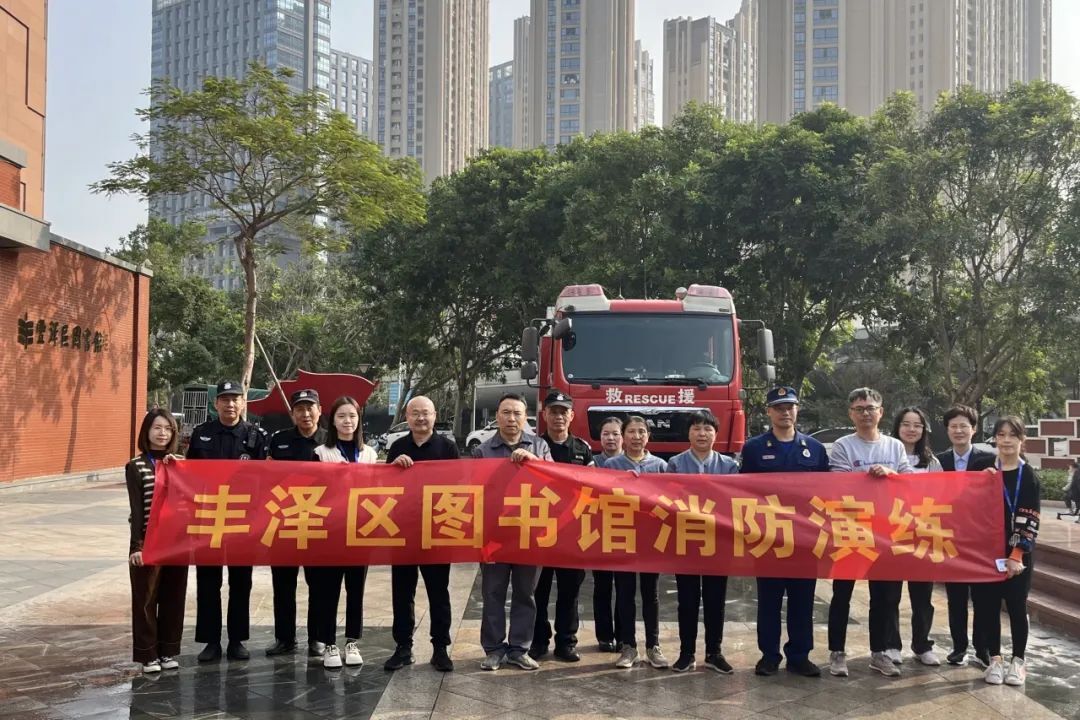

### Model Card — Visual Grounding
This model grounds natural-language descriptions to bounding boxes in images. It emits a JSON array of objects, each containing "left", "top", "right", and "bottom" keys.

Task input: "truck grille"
[{"left": 587, "top": 406, "right": 706, "bottom": 445}]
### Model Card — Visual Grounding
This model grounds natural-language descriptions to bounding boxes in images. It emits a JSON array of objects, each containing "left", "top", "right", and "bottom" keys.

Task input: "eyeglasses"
[{"left": 850, "top": 405, "right": 881, "bottom": 415}]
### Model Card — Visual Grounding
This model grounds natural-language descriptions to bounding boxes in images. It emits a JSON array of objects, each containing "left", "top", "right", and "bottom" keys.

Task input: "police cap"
[
  {"left": 216, "top": 380, "right": 243, "bottom": 397},
  {"left": 766, "top": 386, "right": 799, "bottom": 406},
  {"left": 290, "top": 389, "right": 320, "bottom": 406},
  {"left": 543, "top": 390, "right": 574, "bottom": 409}
]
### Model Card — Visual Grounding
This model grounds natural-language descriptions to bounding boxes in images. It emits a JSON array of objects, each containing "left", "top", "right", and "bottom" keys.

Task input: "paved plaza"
[{"left": 1, "top": 480, "right": 1078, "bottom": 720}]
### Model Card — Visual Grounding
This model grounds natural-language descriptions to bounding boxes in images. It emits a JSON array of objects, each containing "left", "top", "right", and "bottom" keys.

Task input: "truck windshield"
[{"left": 562, "top": 313, "right": 735, "bottom": 385}]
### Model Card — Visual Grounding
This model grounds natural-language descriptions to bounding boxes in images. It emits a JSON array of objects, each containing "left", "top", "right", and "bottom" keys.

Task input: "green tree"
[
  {"left": 109, "top": 219, "right": 243, "bottom": 405},
  {"left": 93, "top": 63, "right": 425, "bottom": 394},
  {"left": 872, "top": 82, "right": 1080, "bottom": 415}
]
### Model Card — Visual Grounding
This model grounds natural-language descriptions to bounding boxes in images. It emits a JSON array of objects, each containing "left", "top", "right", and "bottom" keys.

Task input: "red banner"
[{"left": 142, "top": 459, "right": 1005, "bottom": 581}]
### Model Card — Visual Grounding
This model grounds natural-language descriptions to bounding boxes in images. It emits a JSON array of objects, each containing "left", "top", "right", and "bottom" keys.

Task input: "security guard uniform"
[
  {"left": 265, "top": 390, "right": 327, "bottom": 657},
  {"left": 531, "top": 393, "right": 592, "bottom": 661},
  {"left": 186, "top": 380, "right": 269, "bottom": 660},
  {"left": 741, "top": 386, "right": 828, "bottom": 676}
]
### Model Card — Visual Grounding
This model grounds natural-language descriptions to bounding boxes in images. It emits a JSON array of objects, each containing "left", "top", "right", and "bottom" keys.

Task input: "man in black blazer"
[{"left": 936, "top": 405, "right": 996, "bottom": 668}]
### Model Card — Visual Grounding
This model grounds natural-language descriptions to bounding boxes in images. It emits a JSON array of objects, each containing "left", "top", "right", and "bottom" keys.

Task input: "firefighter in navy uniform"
[
  {"left": 741, "top": 386, "right": 828, "bottom": 678},
  {"left": 529, "top": 390, "right": 593, "bottom": 662},
  {"left": 264, "top": 389, "right": 327, "bottom": 661},
  {"left": 186, "top": 380, "right": 269, "bottom": 663}
]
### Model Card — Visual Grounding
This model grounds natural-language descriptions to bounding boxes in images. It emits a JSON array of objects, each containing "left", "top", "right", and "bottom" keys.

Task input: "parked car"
[
  {"left": 465, "top": 417, "right": 537, "bottom": 450},
  {"left": 808, "top": 426, "right": 855, "bottom": 453},
  {"left": 378, "top": 421, "right": 456, "bottom": 452}
]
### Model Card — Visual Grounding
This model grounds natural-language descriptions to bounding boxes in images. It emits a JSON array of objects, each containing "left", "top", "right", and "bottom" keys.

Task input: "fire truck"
[{"left": 521, "top": 284, "right": 774, "bottom": 457}]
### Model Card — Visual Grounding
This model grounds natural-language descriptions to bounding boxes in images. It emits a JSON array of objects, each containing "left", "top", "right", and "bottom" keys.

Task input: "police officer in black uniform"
[
  {"left": 529, "top": 390, "right": 592, "bottom": 662},
  {"left": 186, "top": 380, "right": 269, "bottom": 663},
  {"left": 264, "top": 389, "right": 326, "bottom": 660},
  {"left": 741, "top": 386, "right": 828, "bottom": 677}
]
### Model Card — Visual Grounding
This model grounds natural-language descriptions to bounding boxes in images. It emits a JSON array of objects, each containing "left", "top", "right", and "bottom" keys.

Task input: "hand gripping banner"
[{"left": 142, "top": 459, "right": 1005, "bottom": 581}]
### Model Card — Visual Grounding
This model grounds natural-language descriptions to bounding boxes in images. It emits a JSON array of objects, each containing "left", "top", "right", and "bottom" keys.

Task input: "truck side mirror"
[
  {"left": 521, "top": 361, "right": 538, "bottom": 381},
  {"left": 551, "top": 317, "right": 573, "bottom": 340},
  {"left": 757, "top": 363, "right": 776, "bottom": 383},
  {"left": 521, "top": 326, "right": 538, "bottom": 362},
  {"left": 757, "top": 328, "right": 775, "bottom": 364}
]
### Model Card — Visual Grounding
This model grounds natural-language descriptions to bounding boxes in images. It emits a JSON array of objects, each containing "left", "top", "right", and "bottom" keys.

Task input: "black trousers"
[
  {"left": 675, "top": 574, "right": 727, "bottom": 656},
  {"left": 309, "top": 566, "right": 367, "bottom": 645},
  {"left": 614, "top": 571, "right": 659, "bottom": 649},
  {"left": 271, "top": 566, "right": 315, "bottom": 644},
  {"left": 972, "top": 556, "right": 1033, "bottom": 659},
  {"left": 130, "top": 565, "right": 188, "bottom": 664},
  {"left": 888, "top": 581, "right": 935, "bottom": 654},
  {"left": 592, "top": 570, "right": 620, "bottom": 644},
  {"left": 828, "top": 579, "right": 901, "bottom": 653},
  {"left": 533, "top": 566, "right": 586, "bottom": 649},
  {"left": 756, "top": 577, "right": 816, "bottom": 664},
  {"left": 195, "top": 565, "right": 251, "bottom": 644},
  {"left": 391, "top": 564, "right": 453, "bottom": 648},
  {"left": 945, "top": 581, "right": 985, "bottom": 655}
]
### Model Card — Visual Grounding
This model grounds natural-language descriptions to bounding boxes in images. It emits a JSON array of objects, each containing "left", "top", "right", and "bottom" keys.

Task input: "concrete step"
[
  {"left": 1036, "top": 541, "right": 1080, "bottom": 572},
  {"left": 1031, "top": 562, "right": 1080, "bottom": 599},
  {"left": 1028, "top": 588, "right": 1080, "bottom": 640}
]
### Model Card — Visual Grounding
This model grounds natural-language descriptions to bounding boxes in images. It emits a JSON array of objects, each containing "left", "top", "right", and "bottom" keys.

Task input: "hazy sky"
[{"left": 45, "top": 0, "right": 1078, "bottom": 252}]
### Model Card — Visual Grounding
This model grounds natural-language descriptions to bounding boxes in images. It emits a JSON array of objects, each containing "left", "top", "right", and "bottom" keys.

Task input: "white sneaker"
[
  {"left": 984, "top": 655, "right": 1006, "bottom": 685},
  {"left": 916, "top": 650, "right": 941, "bottom": 667},
  {"left": 829, "top": 651, "right": 849, "bottom": 677},
  {"left": 615, "top": 645, "right": 640, "bottom": 668},
  {"left": 1004, "top": 657, "right": 1027, "bottom": 686},
  {"left": 480, "top": 650, "right": 505, "bottom": 671},
  {"left": 159, "top": 656, "right": 179, "bottom": 670},
  {"left": 646, "top": 645, "right": 670, "bottom": 669},
  {"left": 344, "top": 641, "right": 363, "bottom": 667},
  {"left": 505, "top": 650, "right": 540, "bottom": 670},
  {"left": 323, "top": 644, "right": 343, "bottom": 669},
  {"left": 885, "top": 648, "right": 903, "bottom": 665},
  {"left": 870, "top": 651, "right": 901, "bottom": 677},
  {"left": 142, "top": 659, "right": 162, "bottom": 674}
]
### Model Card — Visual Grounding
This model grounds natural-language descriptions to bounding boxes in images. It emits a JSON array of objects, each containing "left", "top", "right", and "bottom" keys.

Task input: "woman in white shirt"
[
  {"left": 310, "top": 396, "right": 377, "bottom": 668},
  {"left": 888, "top": 406, "right": 943, "bottom": 667}
]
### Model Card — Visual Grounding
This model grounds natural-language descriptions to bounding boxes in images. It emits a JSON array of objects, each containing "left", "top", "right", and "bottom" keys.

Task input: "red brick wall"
[
  {"left": 0, "top": 240, "right": 150, "bottom": 483},
  {"left": 0, "top": 159, "right": 20, "bottom": 209}
]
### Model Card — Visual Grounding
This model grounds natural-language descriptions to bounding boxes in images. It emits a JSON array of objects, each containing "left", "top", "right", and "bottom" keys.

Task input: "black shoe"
[
  {"left": 705, "top": 652, "right": 733, "bottom": 674},
  {"left": 308, "top": 641, "right": 326, "bottom": 659},
  {"left": 226, "top": 642, "right": 250, "bottom": 661},
  {"left": 197, "top": 643, "right": 222, "bottom": 663},
  {"left": 598, "top": 640, "right": 618, "bottom": 653},
  {"left": 430, "top": 646, "right": 454, "bottom": 672},
  {"left": 946, "top": 649, "right": 967, "bottom": 666},
  {"left": 786, "top": 658, "right": 821, "bottom": 677},
  {"left": 974, "top": 648, "right": 990, "bottom": 668},
  {"left": 554, "top": 645, "right": 580, "bottom": 662},
  {"left": 265, "top": 640, "right": 297, "bottom": 657},
  {"left": 528, "top": 644, "right": 549, "bottom": 660},
  {"left": 383, "top": 645, "right": 415, "bottom": 671},
  {"left": 754, "top": 656, "right": 780, "bottom": 676},
  {"left": 671, "top": 653, "right": 696, "bottom": 673}
]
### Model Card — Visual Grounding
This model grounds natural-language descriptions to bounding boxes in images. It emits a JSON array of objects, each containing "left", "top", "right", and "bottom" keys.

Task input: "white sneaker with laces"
[
  {"left": 159, "top": 656, "right": 179, "bottom": 670},
  {"left": 829, "top": 651, "right": 848, "bottom": 677},
  {"left": 885, "top": 648, "right": 903, "bottom": 665},
  {"left": 1004, "top": 657, "right": 1026, "bottom": 686},
  {"left": 344, "top": 641, "right": 363, "bottom": 667},
  {"left": 142, "top": 659, "right": 162, "bottom": 674},
  {"left": 615, "top": 645, "right": 640, "bottom": 668},
  {"left": 984, "top": 656, "right": 1006, "bottom": 685},
  {"left": 916, "top": 650, "right": 941, "bottom": 666},
  {"left": 323, "top": 644, "right": 343, "bottom": 669},
  {"left": 646, "top": 645, "right": 670, "bottom": 669},
  {"left": 870, "top": 651, "right": 901, "bottom": 677}
]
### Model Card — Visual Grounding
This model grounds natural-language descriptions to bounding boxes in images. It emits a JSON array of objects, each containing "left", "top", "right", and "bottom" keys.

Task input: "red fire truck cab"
[{"left": 522, "top": 284, "right": 774, "bottom": 457}]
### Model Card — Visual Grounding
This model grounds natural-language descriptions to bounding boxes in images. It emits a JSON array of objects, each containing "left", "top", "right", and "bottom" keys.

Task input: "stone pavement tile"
[
  {"left": 430, "top": 689, "right": 509, "bottom": 719},
  {"left": 968, "top": 684, "right": 1071, "bottom": 720}
]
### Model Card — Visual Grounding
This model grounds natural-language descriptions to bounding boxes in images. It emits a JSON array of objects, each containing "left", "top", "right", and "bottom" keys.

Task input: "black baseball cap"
[{"left": 216, "top": 380, "right": 243, "bottom": 397}]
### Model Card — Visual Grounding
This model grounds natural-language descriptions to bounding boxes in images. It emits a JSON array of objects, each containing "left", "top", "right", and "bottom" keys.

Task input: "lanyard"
[
  {"left": 999, "top": 459, "right": 1025, "bottom": 518},
  {"left": 338, "top": 443, "right": 360, "bottom": 463},
  {"left": 147, "top": 455, "right": 156, "bottom": 472}
]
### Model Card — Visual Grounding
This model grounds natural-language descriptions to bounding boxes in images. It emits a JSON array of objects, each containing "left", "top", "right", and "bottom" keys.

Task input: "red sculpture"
[{"left": 246, "top": 369, "right": 378, "bottom": 417}]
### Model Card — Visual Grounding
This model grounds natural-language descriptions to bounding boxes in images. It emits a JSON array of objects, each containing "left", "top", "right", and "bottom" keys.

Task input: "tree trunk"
[{"left": 239, "top": 235, "right": 259, "bottom": 404}]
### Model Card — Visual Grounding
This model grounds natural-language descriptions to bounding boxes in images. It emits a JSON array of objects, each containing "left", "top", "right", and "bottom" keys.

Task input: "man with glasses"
[{"left": 826, "top": 388, "right": 912, "bottom": 678}]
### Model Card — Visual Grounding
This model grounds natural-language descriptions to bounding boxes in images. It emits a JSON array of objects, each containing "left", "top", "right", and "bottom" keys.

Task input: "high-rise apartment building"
[
  {"left": 756, "top": 0, "right": 1051, "bottom": 125},
  {"left": 663, "top": 2, "right": 756, "bottom": 126},
  {"left": 329, "top": 49, "right": 374, "bottom": 137},
  {"left": 512, "top": 16, "right": 532, "bottom": 149},
  {"left": 150, "top": 0, "right": 338, "bottom": 288},
  {"left": 489, "top": 61, "right": 515, "bottom": 148},
  {"left": 634, "top": 40, "right": 655, "bottom": 130},
  {"left": 373, "top": 0, "right": 489, "bottom": 184},
  {"left": 524, "top": 0, "right": 635, "bottom": 148}
]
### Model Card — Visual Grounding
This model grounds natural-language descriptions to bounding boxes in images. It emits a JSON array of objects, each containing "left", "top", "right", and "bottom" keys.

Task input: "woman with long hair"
[
  {"left": 886, "top": 407, "right": 943, "bottom": 667},
  {"left": 127, "top": 409, "right": 187, "bottom": 673},
  {"left": 972, "top": 416, "right": 1040, "bottom": 687},
  {"left": 310, "top": 396, "right": 376, "bottom": 669}
]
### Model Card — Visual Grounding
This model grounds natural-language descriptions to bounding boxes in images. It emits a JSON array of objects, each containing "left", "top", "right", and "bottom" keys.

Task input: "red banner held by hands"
[{"left": 142, "top": 459, "right": 1005, "bottom": 582}]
